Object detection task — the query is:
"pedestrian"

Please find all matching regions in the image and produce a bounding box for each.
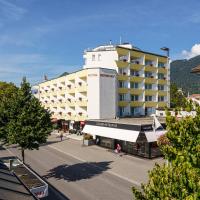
[60,132,63,141]
[114,143,121,153]
[116,143,121,153]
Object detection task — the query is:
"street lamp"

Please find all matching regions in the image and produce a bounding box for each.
[160,47,170,57]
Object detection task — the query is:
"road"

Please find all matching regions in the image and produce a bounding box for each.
[6,144,134,200]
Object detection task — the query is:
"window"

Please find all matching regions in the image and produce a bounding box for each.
[158,73,165,79]
[98,54,101,61]
[145,95,153,101]
[119,94,125,101]
[130,70,139,76]
[130,82,139,88]
[145,72,152,77]
[92,54,95,61]
[119,81,125,88]
[158,96,164,102]
[131,95,139,101]
[158,62,165,68]
[158,84,164,90]
[119,68,124,75]
[131,107,140,116]
[145,60,153,66]
[145,84,152,90]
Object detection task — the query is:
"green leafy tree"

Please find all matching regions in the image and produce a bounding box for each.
[170,83,187,109]
[0,78,53,163]
[132,108,200,199]
[0,82,18,142]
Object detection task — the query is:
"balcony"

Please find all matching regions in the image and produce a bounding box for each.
[130,63,143,70]
[145,102,157,107]
[145,54,157,61]
[117,74,129,81]
[66,100,75,107]
[76,70,87,79]
[116,60,129,68]
[67,87,75,94]
[57,90,65,96]
[158,67,167,74]
[57,101,67,107]
[145,90,157,95]
[75,114,88,121]
[145,77,157,84]
[76,100,87,107]
[130,50,144,58]
[118,88,129,94]
[118,101,129,107]
[158,56,168,63]
[158,79,167,85]
[130,89,144,95]
[130,76,144,82]
[116,47,129,56]
[67,73,76,81]
[76,85,87,93]
[158,91,168,96]
[130,101,144,107]
[144,65,157,72]
[157,102,168,108]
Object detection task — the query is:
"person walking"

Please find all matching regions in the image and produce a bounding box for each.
[60,132,63,141]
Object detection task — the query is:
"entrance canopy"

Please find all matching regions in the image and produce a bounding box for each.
[82,125,140,142]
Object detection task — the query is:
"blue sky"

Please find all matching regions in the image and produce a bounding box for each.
[1,0,200,85]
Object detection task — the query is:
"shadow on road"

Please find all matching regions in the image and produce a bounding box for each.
[43,161,112,182]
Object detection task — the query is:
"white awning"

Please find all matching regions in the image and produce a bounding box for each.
[145,130,167,142]
[82,125,140,142]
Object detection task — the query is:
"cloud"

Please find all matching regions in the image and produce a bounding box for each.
[0,0,27,21]
[0,53,80,86]
[181,44,200,59]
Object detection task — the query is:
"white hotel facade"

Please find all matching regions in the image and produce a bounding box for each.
[33,43,170,124]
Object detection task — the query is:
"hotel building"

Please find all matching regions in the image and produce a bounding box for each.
[33,43,170,123]
[83,43,170,116]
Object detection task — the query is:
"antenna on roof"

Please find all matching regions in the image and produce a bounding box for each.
[44,75,48,81]
[119,36,122,44]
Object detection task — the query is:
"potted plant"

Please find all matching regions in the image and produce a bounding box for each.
[83,134,94,146]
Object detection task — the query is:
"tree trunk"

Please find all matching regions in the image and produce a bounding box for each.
[21,148,25,163]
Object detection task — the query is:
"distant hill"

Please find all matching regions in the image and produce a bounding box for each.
[59,72,69,77]
[170,55,200,94]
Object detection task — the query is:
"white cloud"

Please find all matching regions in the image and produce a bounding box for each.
[181,44,200,59]
[0,53,80,85]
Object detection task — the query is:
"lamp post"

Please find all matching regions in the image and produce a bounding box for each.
[160,47,170,57]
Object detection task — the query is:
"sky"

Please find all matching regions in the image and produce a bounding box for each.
[1,0,200,85]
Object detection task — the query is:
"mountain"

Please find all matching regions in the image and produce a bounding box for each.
[59,72,69,77]
[170,55,200,95]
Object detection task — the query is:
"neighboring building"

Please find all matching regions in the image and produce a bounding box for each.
[33,68,117,128]
[83,117,166,158]
[83,43,170,116]
[33,42,170,128]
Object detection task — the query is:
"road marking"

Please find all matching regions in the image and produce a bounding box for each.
[49,145,141,186]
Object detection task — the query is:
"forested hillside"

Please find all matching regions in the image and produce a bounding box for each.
[170,55,200,94]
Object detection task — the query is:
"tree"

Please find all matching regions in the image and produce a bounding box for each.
[0,82,18,142]
[132,108,200,199]
[170,83,187,108]
[0,78,53,163]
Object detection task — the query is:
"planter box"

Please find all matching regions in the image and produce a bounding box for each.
[83,139,94,146]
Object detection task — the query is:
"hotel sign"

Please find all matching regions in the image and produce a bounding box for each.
[86,120,141,131]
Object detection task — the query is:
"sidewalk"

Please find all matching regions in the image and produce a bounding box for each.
[47,134,165,185]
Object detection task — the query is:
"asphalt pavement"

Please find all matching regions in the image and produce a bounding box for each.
[4,144,134,200]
